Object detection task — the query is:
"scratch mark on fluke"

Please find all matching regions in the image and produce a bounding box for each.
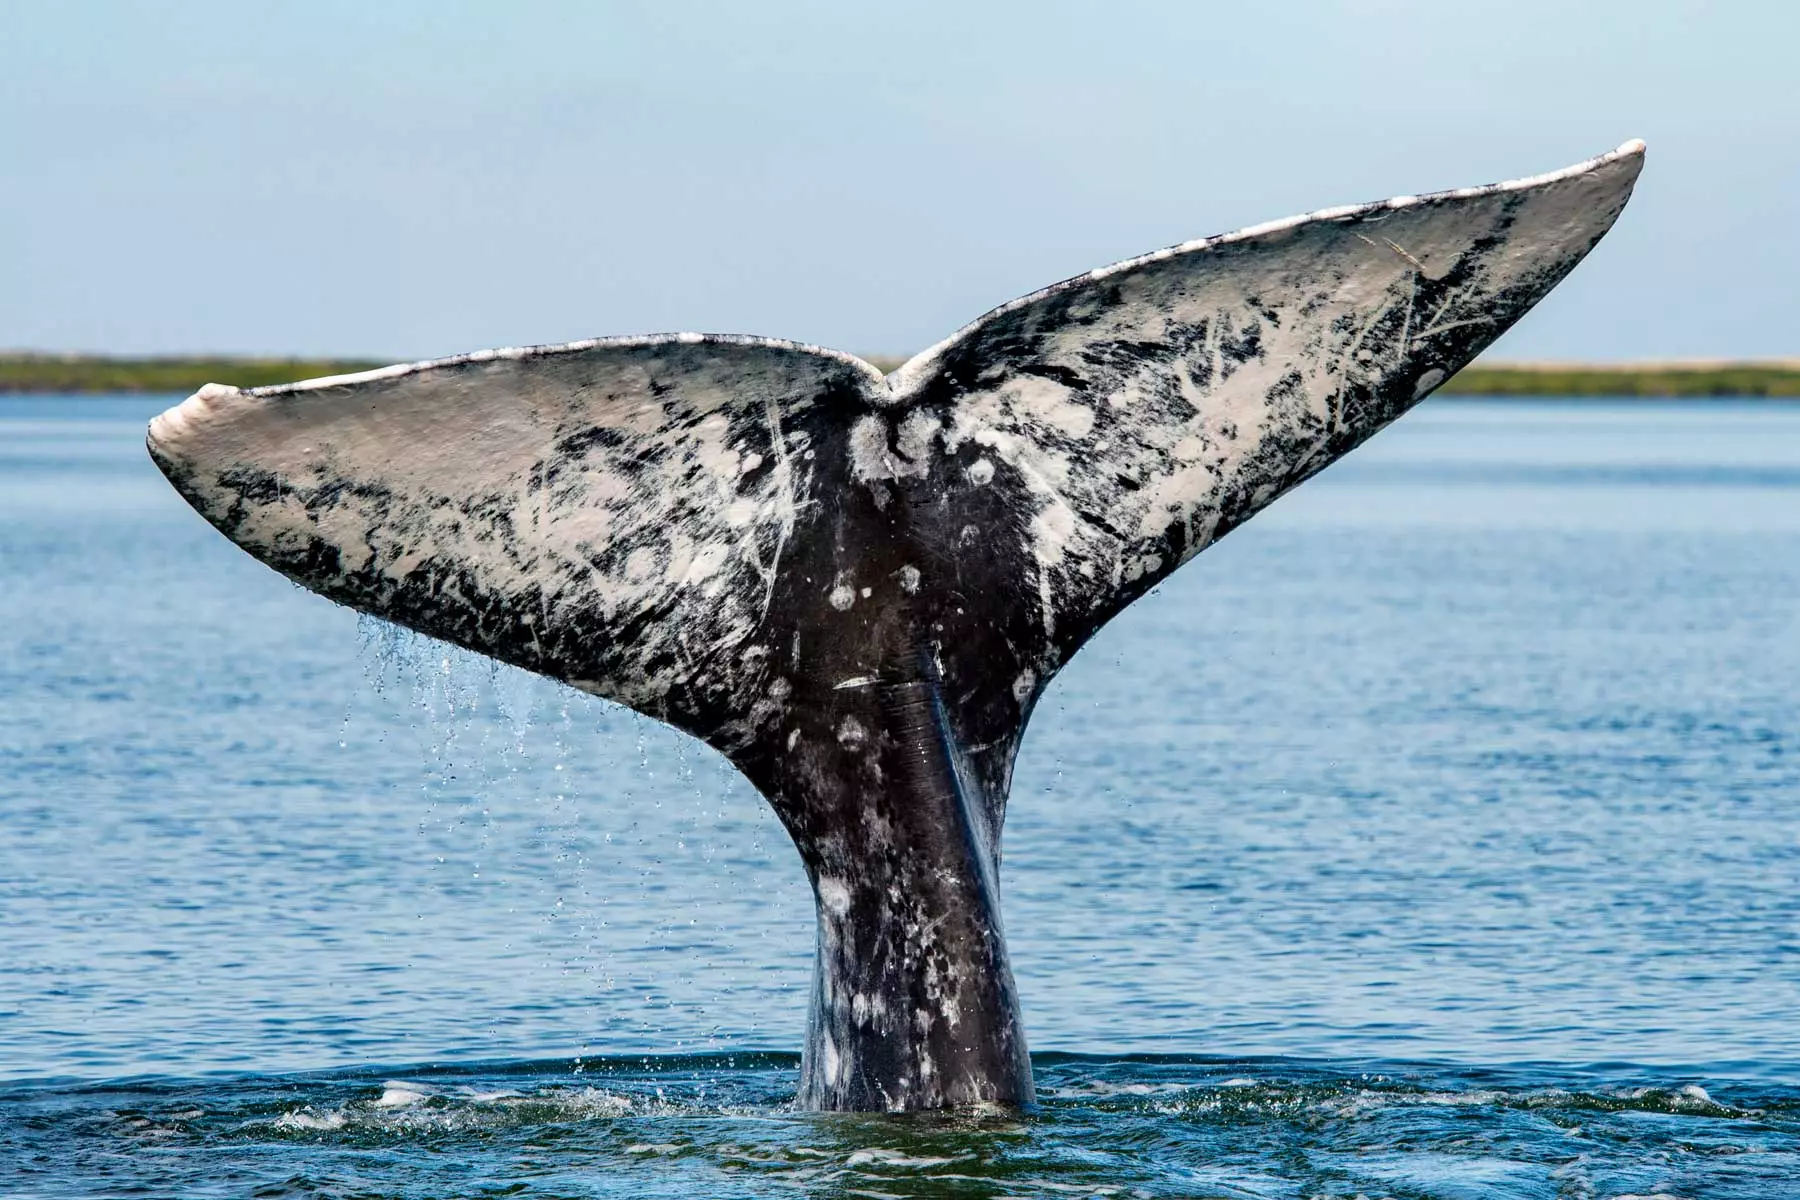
[147,142,1645,1112]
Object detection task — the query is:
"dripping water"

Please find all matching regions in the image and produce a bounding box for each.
[343,615,804,1058]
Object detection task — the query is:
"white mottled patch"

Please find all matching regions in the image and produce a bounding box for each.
[1012,374,1095,440]
[663,531,695,583]
[1028,501,1076,566]
[967,457,995,485]
[1124,552,1163,582]
[849,409,939,483]
[681,541,731,586]
[693,413,739,478]
[898,565,920,593]
[836,716,867,748]
[851,991,888,1025]
[1413,367,1447,398]
[894,409,940,469]
[847,414,889,482]
[623,546,661,582]
[817,877,851,917]
[829,583,856,611]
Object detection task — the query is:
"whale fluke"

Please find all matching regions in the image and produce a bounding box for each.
[149,141,1643,1111]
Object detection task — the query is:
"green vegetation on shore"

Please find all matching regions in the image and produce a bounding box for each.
[0,354,387,394]
[4,352,1799,398]
[1440,361,1800,398]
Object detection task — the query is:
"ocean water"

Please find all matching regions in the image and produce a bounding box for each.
[2,395,1797,1198]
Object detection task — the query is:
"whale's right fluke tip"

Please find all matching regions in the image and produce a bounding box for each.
[1619,138,1648,156]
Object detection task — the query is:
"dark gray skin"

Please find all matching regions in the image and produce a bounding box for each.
[147,143,1642,1111]
[740,425,1042,1110]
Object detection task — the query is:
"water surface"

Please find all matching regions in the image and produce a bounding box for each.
[2,396,1797,1197]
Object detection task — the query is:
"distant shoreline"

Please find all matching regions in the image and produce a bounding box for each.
[1439,361,1800,398]
[3,353,1798,398]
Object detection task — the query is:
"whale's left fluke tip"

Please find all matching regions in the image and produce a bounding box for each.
[146,383,253,496]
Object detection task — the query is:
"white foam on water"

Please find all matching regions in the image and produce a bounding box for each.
[271,1108,348,1131]
[262,1082,647,1139]
[375,1081,433,1107]
[844,1147,959,1169]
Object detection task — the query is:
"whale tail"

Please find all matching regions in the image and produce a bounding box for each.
[149,141,1643,1110]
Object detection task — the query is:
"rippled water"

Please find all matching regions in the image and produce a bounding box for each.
[3,396,1798,1197]
[9,1055,1797,1198]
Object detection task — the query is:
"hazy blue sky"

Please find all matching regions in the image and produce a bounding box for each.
[5,1,1795,361]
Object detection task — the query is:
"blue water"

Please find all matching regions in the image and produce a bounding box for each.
[3,395,1797,1197]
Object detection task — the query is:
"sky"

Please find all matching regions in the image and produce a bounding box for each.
[4,1,1796,363]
